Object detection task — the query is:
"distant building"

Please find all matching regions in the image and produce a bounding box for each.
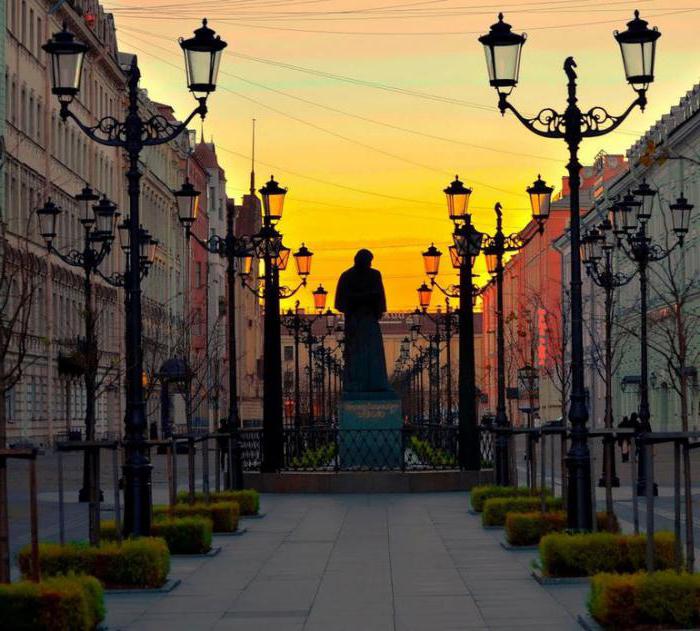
[556,85,700,431]
[480,153,627,426]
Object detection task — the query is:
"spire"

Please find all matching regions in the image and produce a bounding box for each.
[249,118,256,196]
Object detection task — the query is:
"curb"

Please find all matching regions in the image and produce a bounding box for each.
[577,614,602,630]
[106,578,181,595]
[171,546,222,559]
[531,570,589,585]
[499,540,539,551]
[241,513,266,520]
[213,527,248,537]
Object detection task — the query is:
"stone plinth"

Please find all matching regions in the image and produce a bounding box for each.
[338,392,402,469]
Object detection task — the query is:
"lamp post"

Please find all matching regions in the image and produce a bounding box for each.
[242,176,313,471]
[282,285,327,427]
[43,19,227,536]
[479,191,551,485]
[580,221,634,503]
[37,190,118,507]
[479,10,661,530]
[174,183,252,490]
[423,176,484,469]
[607,185,692,495]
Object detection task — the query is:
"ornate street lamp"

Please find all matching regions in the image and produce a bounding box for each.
[37,191,118,513]
[417,282,433,310]
[422,244,442,278]
[43,18,227,537]
[444,176,472,222]
[480,192,551,486]
[479,9,661,531]
[607,185,692,496]
[312,284,328,312]
[243,175,313,469]
[176,187,251,490]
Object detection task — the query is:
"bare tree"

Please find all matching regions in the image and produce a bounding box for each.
[0,221,39,582]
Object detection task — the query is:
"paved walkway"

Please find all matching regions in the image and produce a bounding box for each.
[105,493,586,630]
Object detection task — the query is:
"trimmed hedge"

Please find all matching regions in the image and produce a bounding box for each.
[482,496,563,527]
[470,485,543,513]
[505,511,620,546]
[290,443,337,469]
[589,571,700,629]
[101,517,213,555]
[540,531,676,578]
[409,437,456,467]
[176,489,260,515]
[154,501,239,533]
[0,574,105,631]
[18,539,170,588]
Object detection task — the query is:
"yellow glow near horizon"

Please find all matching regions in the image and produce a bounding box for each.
[106,0,700,312]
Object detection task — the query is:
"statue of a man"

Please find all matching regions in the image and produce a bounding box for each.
[334,249,390,393]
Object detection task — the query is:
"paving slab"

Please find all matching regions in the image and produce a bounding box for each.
[102,492,588,630]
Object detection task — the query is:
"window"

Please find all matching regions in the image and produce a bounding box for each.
[28,8,33,54]
[284,346,294,362]
[20,1,26,44]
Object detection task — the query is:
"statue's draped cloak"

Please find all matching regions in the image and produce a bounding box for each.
[335,263,389,393]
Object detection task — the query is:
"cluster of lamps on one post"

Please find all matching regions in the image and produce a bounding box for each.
[581,182,693,498]
[477,7,662,530]
[418,173,554,471]
[42,15,228,536]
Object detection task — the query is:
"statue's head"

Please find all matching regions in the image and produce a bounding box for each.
[354,249,373,269]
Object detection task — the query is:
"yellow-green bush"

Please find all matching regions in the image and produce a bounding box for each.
[540,531,676,577]
[482,496,563,527]
[18,539,170,588]
[101,516,213,555]
[154,501,239,532]
[0,574,104,631]
[589,571,700,629]
[176,489,260,515]
[505,511,620,546]
[470,486,542,512]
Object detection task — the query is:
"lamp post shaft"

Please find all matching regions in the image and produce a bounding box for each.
[563,67,593,531]
[458,234,480,470]
[225,205,244,489]
[494,239,510,486]
[636,237,653,496]
[445,311,453,425]
[262,254,283,471]
[307,334,314,424]
[294,324,301,428]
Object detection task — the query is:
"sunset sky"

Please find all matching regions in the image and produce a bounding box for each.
[105,0,700,312]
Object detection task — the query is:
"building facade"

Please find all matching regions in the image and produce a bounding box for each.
[557,84,700,432]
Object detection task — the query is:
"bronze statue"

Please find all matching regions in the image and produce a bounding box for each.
[334,249,390,393]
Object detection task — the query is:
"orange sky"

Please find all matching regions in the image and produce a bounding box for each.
[105,0,700,312]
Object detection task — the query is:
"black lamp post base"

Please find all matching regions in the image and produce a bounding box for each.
[122,457,153,537]
[78,487,104,503]
[597,476,620,488]
[636,481,659,497]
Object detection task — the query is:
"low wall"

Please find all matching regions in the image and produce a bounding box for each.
[242,469,494,493]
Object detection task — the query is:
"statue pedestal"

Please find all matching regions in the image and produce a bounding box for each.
[338,392,402,469]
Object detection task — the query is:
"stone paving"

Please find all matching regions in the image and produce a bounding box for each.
[104,493,586,631]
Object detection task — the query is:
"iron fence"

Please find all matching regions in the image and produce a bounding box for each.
[238,425,493,472]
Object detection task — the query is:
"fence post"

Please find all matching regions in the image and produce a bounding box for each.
[683,440,694,573]
[202,437,210,502]
[590,448,597,533]
[400,427,406,472]
[188,436,196,503]
[169,438,177,507]
[644,440,655,573]
[112,447,122,544]
[88,447,101,546]
[550,432,555,495]
[631,436,639,535]
[29,457,40,582]
[214,436,221,493]
[673,440,682,572]
[227,434,234,489]
[58,449,65,545]
[540,432,546,513]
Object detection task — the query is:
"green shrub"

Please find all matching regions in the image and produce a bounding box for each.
[540,531,676,578]
[409,437,457,467]
[290,443,337,469]
[505,511,620,546]
[470,485,542,512]
[0,574,105,631]
[154,501,239,533]
[176,489,260,515]
[18,539,170,589]
[101,517,213,555]
[482,496,563,527]
[589,571,700,629]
